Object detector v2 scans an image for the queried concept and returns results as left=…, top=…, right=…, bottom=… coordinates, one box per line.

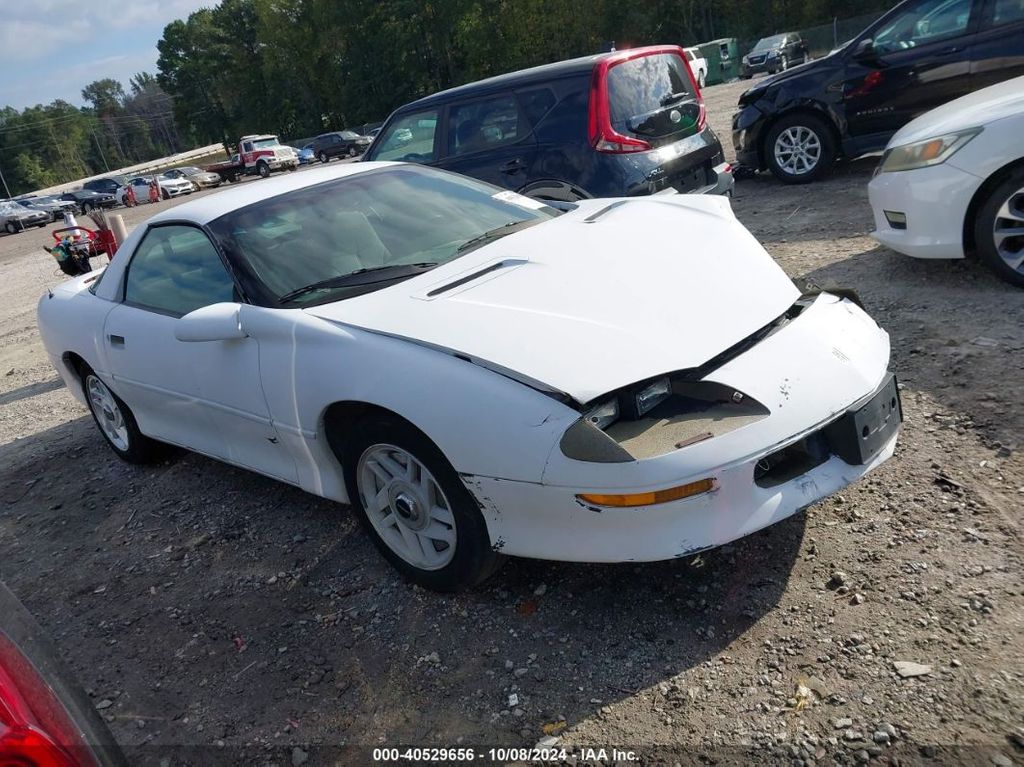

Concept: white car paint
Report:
left=38, top=161, right=898, bottom=572
left=117, top=176, right=194, bottom=205
left=869, top=75, right=1024, bottom=260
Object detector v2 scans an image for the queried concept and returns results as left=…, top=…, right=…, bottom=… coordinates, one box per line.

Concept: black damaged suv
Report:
left=733, top=0, right=1024, bottom=183
left=364, top=46, right=733, bottom=201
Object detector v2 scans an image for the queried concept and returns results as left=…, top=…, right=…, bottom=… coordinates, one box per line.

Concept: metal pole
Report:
left=0, top=161, right=11, bottom=199
left=91, top=128, right=110, bottom=172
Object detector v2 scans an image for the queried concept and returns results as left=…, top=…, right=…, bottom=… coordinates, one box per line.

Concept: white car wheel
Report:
left=357, top=443, right=457, bottom=571
left=86, top=375, right=130, bottom=452
left=975, top=167, right=1024, bottom=288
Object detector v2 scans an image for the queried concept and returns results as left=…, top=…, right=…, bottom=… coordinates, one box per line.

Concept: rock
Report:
left=873, top=730, right=890, bottom=745
left=990, top=754, right=1011, bottom=767
left=894, top=661, right=933, bottom=678
left=504, top=660, right=514, bottom=670
left=828, top=571, right=849, bottom=589
left=834, top=718, right=853, bottom=729
left=422, top=651, right=440, bottom=665
left=533, top=584, right=548, bottom=597
left=95, top=699, right=113, bottom=710
left=508, top=693, right=519, bottom=707
left=514, top=667, right=528, bottom=678
left=536, top=735, right=560, bottom=748
left=851, top=593, right=865, bottom=605
left=291, top=747, right=309, bottom=766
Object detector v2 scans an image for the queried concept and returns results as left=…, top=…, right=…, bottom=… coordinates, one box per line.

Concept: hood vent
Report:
left=426, top=259, right=526, bottom=297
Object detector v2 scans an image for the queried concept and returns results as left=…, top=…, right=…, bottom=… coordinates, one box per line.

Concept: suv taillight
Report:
left=587, top=46, right=706, bottom=154
left=0, top=636, right=89, bottom=767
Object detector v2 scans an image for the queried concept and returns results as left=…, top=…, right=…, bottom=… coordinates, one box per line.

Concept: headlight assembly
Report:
left=879, top=128, right=981, bottom=173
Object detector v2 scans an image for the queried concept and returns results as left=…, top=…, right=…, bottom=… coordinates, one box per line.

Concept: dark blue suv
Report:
left=363, top=46, right=733, bottom=201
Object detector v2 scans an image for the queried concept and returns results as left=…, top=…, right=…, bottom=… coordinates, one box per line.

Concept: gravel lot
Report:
left=1, top=79, right=1022, bottom=765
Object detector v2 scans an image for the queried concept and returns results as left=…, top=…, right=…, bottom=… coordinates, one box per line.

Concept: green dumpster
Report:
left=698, top=38, right=739, bottom=84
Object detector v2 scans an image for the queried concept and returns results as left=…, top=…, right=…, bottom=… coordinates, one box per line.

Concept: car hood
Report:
left=739, top=53, right=836, bottom=103
left=303, top=195, right=800, bottom=404
left=888, top=74, right=1024, bottom=147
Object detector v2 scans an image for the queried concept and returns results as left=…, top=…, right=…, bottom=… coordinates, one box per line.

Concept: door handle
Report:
left=109, top=334, right=125, bottom=347
left=500, top=159, right=525, bottom=174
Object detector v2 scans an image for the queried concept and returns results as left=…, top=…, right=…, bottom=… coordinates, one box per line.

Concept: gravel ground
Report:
left=1, top=80, right=1022, bottom=766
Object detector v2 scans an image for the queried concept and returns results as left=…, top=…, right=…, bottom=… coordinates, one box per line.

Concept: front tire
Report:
left=318, top=151, right=329, bottom=164
left=780, top=54, right=789, bottom=71
left=698, top=70, right=706, bottom=88
left=82, top=369, right=168, bottom=464
left=257, top=161, right=270, bottom=178
left=342, top=416, right=503, bottom=591
left=764, top=113, right=835, bottom=184
left=5, top=221, right=19, bottom=234
left=974, top=166, right=1024, bottom=288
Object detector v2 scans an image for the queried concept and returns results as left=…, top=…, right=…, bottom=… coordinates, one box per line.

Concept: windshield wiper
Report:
left=278, top=262, right=438, bottom=304
left=456, top=220, right=539, bottom=255
left=659, top=91, right=691, bottom=106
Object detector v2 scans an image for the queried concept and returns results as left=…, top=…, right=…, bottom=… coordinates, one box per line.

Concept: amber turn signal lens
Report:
left=576, top=478, right=715, bottom=508
left=919, top=139, right=945, bottom=161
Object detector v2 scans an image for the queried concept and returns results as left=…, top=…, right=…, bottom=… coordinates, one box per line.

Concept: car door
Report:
left=103, top=223, right=298, bottom=482
left=970, top=0, right=1024, bottom=89
left=841, top=0, right=981, bottom=148
left=434, top=93, right=539, bottom=190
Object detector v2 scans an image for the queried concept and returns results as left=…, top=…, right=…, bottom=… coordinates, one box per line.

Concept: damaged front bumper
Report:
left=460, top=293, right=900, bottom=563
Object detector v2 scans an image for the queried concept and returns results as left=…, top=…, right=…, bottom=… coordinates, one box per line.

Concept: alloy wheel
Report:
left=992, top=186, right=1024, bottom=274
left=86, top=375, right=130, bottom=452
left=773, top=125, right=821, bottom=177
left=357, top=443, right=457, bottom=571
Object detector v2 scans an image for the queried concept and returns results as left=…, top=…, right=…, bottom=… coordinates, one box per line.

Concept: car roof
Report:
left=147, top=160, right=401, bottom=226
left=396, top=51, right=608, bottom=110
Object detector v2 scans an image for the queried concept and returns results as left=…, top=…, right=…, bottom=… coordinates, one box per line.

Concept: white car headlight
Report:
left=633, top=376, right=671, bottom=417
left=879, top=128, right=981, bottom=173
left=584, top=398, right=619, bottom=430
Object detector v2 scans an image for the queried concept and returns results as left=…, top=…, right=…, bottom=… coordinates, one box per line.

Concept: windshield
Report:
left=340, top=131, right=359, bottom=139
left=252, top=138, right=280, bottom=149
left=208, top=165, right=556, bottom=307
left=753, top=35, right=786, bottom=51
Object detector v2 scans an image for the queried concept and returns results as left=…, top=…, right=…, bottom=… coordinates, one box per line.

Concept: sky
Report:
left=0, top=0, right=213, bottom=111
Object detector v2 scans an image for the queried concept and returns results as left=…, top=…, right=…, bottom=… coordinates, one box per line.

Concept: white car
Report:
left=868, top=75, right=1024, bottom=288
left=117, top=175, right=194, bottom=205
left=37, top=162, right=900, bottom=591
left=684, top=47, right=708, bottom=88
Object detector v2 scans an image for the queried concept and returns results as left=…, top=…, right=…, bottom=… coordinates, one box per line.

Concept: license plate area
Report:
left=824, top=372, right=902, bottom=465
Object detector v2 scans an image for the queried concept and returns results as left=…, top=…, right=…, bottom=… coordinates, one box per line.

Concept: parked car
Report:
left=0, top=200, right=50, bottom=233
left=163, top=166, right=222, bottom=189
left=364, top=45, right=733, bottom=201
left=741, top=33, right=809, bottom=78
left=117, top=175, right=193, bottom=205
left=59, top=189, right=118, bottom=213
left=684, top=46, right=709, bottom=88
left=0, top=581, right=127, bottom=766
left=869, top=75, right=1024, bottom=286
left=311, top=130, right=373, bottom=162
left=297, top=145, right=317, bottom=165
left=37, top=162, right=899, bottom=591
left=16, top=194, right=78, bottom=221
left=733, top=0, right=1024, bottom=183
left=82, top=175, right=129, bottom=198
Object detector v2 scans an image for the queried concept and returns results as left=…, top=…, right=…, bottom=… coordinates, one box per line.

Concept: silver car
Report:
left=0, top=200, right=50, bottom=234
left=162, top=166, right=222, bottom=190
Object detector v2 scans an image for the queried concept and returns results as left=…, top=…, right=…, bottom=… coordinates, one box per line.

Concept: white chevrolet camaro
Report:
left=38, top=162, right=901, bottom=591
left=869, top=75, right=1024, bottom=288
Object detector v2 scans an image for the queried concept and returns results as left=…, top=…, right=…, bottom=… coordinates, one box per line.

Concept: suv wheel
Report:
left=765, top=113, right=835, bottom=184
left=257, top=161, right=271, bottom=178
left=780, top=54, right=789, bottom=71
left=318, top=151, right=329, bottom=164
left=974, top=166, right=1024, bottom=288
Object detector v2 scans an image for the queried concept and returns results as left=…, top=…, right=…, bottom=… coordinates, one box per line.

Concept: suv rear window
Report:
left=606, top=52, right=699, bottom=143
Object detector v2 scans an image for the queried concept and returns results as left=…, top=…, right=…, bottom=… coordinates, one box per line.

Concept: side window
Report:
left=990, top=0, right=1024, bottom=25
left=873, top=0, right=973, bottom=52
left=369, top=109, right=439, bottom=162
left=447, top=95, right=523, bottom=156
left=517, top=88, right=556, bottom=127
left=242, top=141, right=253, bottom=153
left=125, top=225, right=236, bottom=316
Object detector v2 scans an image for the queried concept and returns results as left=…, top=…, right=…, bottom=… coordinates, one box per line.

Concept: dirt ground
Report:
left=1, top=80, right=1022, bottom=766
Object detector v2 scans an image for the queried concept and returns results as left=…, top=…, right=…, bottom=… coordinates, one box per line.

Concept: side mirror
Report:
left=852, top=38, right=875, bottom=60
left=175, top=302, right=247, bottom=342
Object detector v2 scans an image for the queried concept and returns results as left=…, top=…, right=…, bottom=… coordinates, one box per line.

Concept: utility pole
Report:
left=91, top=128, right=110, bottom=172
left=0, top=161, right=11, bottom=198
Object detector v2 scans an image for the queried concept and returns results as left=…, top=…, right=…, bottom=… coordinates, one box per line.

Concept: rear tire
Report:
left=341, top=415, right=504, bottom=592
left=81, top=367, right=169, bottom=464
left=764, top=112, right=835, bottom=184
left=698, top=70, right=706, bottom=88
left=974, top=166, right=1024, bottom=288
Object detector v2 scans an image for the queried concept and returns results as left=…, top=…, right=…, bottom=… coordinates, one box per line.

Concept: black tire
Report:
left=780, top=55, right=789, bottom=71
left=161, top=189, right=170, bottom=200
left=764, top=112, right=836, bottom=184
left=740, top=72, right=751, bottom=80
left=341, top=415, right=504, bottom=591
left=973, top=166, right=1024, bottom=288
left=257, top=161, right=270, bottom=178
left=82, top=202, right=94, bottom=213
left=318, top=151, right=329, bottom=164
left=5, top=221, right=18, bottom=235
left=80, top=367, right=169, bottom=464
left=348, top=147, right=357, bottom=157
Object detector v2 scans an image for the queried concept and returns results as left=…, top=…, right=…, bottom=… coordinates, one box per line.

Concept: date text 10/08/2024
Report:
left=372, top=747, right=639, bottom=763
